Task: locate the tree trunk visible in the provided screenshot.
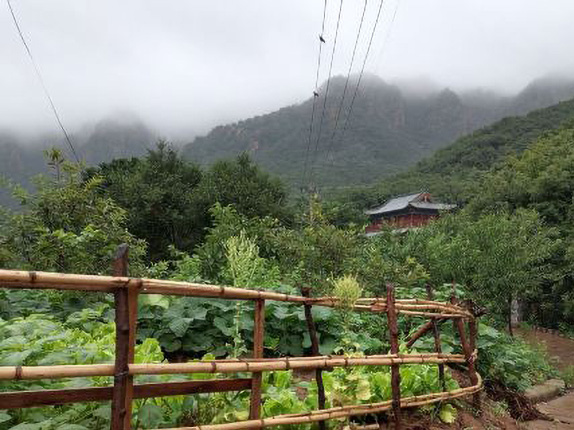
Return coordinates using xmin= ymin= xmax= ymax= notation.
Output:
xmin=507 ymin=295 xmax=514 ymax=337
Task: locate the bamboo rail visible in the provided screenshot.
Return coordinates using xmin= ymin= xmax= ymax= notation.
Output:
xmin=0 ymin=270 xmax=472 ymax=318
xmin=0 ymin=251 xmax=482 ymax=430
xmin=0 ymin=379 xmax=253 ymax=410
xmin=158 ymin=375 xmax=483 ymax=430
xmin=0 ymin=353 xmax=467 ymax=380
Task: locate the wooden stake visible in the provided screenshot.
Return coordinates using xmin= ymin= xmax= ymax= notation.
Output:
xmin=468 ymin=307 xmax=481 ymax=409
xmin=111 ymin=244 xmax=135 ymax=430
xmin=386 ymin=283 xmax=401 ymax=430
xmin=302 ymin=287 xmax=327 ymax=430
xmin=249 ymin=299 xmax=265 ymax=419
xmin=451 ymin=295 xmax=480 ymax=409
xmin=426 ymin=285 xmax=445 ymax=392
xmin=405 ymin=318 xmax=448 ymax=348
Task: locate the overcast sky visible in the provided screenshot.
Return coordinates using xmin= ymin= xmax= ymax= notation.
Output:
xmin=2 ymin=0 xmax=574 ymax=139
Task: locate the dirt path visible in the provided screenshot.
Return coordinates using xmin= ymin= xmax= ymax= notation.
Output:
xmin=517 ymin=327 xmax=574 ymax=429
xmin=516 ymin=327 xmax=574 ymax=371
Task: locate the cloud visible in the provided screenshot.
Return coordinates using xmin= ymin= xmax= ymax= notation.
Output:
xmin=1 ymin=0 xmax=574 ymax=138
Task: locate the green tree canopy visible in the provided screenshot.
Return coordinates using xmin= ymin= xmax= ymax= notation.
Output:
xmin=0 ymin=150 xmax=146 ymax=274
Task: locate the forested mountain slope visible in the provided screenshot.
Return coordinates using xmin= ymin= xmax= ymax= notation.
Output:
xmin=182 ymin=75 xmax=574 ymax=188
xmin=362 ymin=96 xmax=574 ymax=205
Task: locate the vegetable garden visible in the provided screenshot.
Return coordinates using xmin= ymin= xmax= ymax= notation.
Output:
xmin=0 ymin=245 xmax=483 ymax=430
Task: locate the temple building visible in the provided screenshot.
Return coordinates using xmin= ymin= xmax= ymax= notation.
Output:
xmin=365 ymin=192 xmax=456 ymax=234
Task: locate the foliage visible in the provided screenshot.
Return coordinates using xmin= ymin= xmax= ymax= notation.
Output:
xmin=333 ymin=275 xmax=362 ymax=310
xmin=333 ymin=275 xmax=363 ymax=353
xmin=330 ymin=96 xmax=574 ymax=225
xmin=91 ymin=147 xmax=290 ymax=262
xmin=87 ymin=141 xmax=203 ymax=261
xmin=467 ymin=126 xmax=574 ymax=326
xmin=474 ymin=324 xmax=556 ymax=391
xmin=561 ymin=365 xmax=574 ymax=388
xmin=412 ymin=320 xmax=556 ymax=392
xmin=397 ymin=209 xmax=557 ymax=331
xmin=0 ymin=152 xmax=146 ymax=275
xmin=177 ymin=204 xmax=281 ymax=285
xmin=224 ymin=231 xmax=269 ymax=357
xmin=0 ymin=309 xmax=164 ymax=430
xmin=182 ymin=76 xmax=574 ymax=190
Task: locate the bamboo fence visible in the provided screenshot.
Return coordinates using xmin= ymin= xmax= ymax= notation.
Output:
xmin=0 ymin=245 xmax=482 ymax=430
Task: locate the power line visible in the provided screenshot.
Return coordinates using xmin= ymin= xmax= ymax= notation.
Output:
xmin=374 ymin=0 xmax=401 ymax=75
xmin=322 ymin=0 xmax=369 ymax=166
xmin=6 ymin=0 xmax=80 ymax=163
xmin=301 ymin=0 xmax=328 ymax=189
xmin=330 ymin=0 xmax=386 ymax=165
xmin=308 ymin=0 xmax=345 ymax=185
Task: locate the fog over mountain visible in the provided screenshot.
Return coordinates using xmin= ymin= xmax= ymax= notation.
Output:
xmin=2 ymin=74 xmax=574 ymax=210
xmin=182 ymin=75 xmax=574 ymax=188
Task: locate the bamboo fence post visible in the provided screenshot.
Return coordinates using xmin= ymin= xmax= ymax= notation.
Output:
xmin=450 ymin=295 xmax=480 ymax=410
xmin=249 ymin=299 xmax=265 ymax=419
xmin=302 ymin=287 xmax=327 ymax=430
xmin=111 ymin=244 xmax=137 ymax=430
xmin=425 ymin=284 xmax=445 ymax=392
xmin=468 ymin=303 xmax=481 ymax=409
xmin=386 ymin=283 xmax=401 ymax=430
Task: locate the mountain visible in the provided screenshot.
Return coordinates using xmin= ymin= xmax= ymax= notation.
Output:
xmin=2 ymin=75 xmax=574 ymax=209
xmin=0 ymin=119 xmax=156 ymax=207
xmin=182 ymin=74 xmax=574 ymax=189
xmin=360 ymin=95 xmax=574 ymax=207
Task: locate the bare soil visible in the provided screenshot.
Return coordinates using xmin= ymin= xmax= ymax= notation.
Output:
xmin=517 ymin=327 xmax=574 ymax=429
xmin=516 ymin=327 xmax=574 ymax=371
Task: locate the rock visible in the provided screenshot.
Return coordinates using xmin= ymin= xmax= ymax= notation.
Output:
xmin=524 ymin=380 xmax=566 ymax=403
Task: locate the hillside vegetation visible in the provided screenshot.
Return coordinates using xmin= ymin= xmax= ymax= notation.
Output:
xmin=343 ymin=96 xmax=574 ymax=210
xmin=183 ymin=75 xmax=574 ymax=188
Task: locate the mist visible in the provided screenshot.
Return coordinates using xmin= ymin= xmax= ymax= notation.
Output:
xmin=2 ymin=0 xmax=574 ymax=141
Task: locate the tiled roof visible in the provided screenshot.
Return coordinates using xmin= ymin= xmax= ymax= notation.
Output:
xmin=364 ymin=192 xmax=423 ymax=215
xmin=411 ymin=202 xmax=457 ymax=210
xmin=365 ymin=192 xmax=456 ymax=215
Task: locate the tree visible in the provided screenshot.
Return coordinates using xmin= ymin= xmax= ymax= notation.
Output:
xmin=93 ymin=148 xmax=291 ymax=262
xmin=404 ymin=210 xmax=557 ymax=334
xmin=0 ymin=151 xmax=146 ymax=275
xmin=467 ymin=125 xmax=574 ymax=326
xmin=194 ymin=153 xmax=290 ymax=223
xmin=90 ymin=141 xmax=204 ymax=261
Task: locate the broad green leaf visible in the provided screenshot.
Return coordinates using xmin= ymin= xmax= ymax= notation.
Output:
xmin=356 ymin=378 xmax=372 ymax=401
xmin=0 ymin=413 xmax=11 ymax=424
xmin=140 ymin=294 xmax=170 ymax=309
xmin=9 ymin=424 xmax=43 ymax=430
xmin=213 ymin=316 xmax=234 ymax=336
xmin=169 ymin=318 xmax=192 ymax=337
xmin=138 ymin=403 xmax=163 ymax=428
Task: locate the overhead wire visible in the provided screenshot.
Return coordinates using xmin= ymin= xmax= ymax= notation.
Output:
xmin=301 ymin=0 xmax=328 ymax=189
xmin=373 ymin=0 xmax=401 ymax=75
xmin=6 ymin=0 xmax=80 ymax=163
xmin=322 ymin=0 xmax=369 ymax=166
xmin=329 ymin=0 xmax=387 ymax=167
xmin=308 ymin=0 xmax=345 ymax=186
